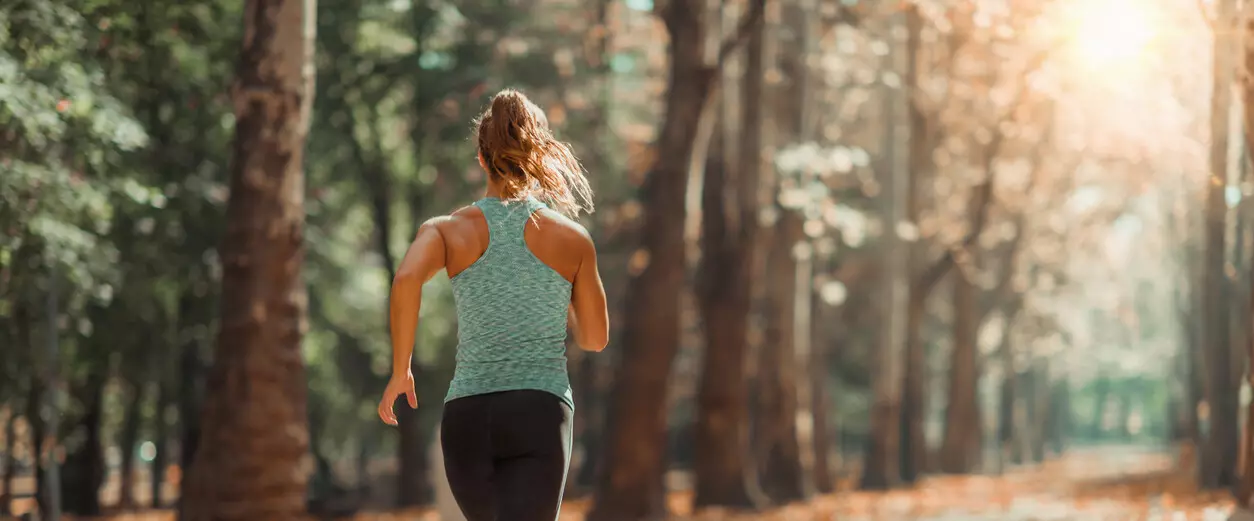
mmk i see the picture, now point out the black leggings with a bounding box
[441,390,573,521]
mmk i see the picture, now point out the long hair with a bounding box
[474,89,594,218]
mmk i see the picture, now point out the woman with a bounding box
[378,89,609,521]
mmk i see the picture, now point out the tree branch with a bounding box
[714,0,767,72]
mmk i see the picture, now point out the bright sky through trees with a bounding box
[1066,0,1159,70]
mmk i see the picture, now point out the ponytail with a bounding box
[475,89,594,218]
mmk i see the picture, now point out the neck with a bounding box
[483,184,504,199]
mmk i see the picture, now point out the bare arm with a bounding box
[378,219,447,425]
[569,229,609,352]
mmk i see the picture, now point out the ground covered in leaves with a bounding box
[10,446,1237,521]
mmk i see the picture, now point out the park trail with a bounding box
[29,445,1237,521]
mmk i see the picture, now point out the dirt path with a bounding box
[4,445,1235,521]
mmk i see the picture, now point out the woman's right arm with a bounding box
[569,229,608,352]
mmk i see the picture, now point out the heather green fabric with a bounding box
[444,197,574,410]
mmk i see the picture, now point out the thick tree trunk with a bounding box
[757,213,813,502]
[899,295,928,481]
[692,0,767,507]
[1200,0,1239,491]
[589,1,763,517]
[860,18,910,488]
[179,1,316,519]
[62,374,106,516]
[1234,1,1254,506]
[939,270,981,473]
[898,2,930,484]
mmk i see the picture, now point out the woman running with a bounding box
[378,88,609,521]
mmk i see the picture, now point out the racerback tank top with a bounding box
[444,196,575,410]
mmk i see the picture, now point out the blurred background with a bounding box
[1,0,1251,519]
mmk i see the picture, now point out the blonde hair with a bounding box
[475,89,594,218]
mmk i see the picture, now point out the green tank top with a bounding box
[444,196,575,410]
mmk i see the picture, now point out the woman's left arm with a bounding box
[378,219,447,426]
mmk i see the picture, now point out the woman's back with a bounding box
[438,196,590,409]
[378,88,607,521]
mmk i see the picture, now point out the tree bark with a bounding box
[61,373,106,516]
[153,374,172,508]
[1201,0,1239,490]
[810,299,835,492]
[939,267,981,473]
[179,1,316,519]
[177,293,208,514]
[693,108,762,510]
[118,376,145,509]
[589,1,764,518]
[898,2,931,484]
[757,213,813,502]
[38,270,62,521]
[1234,0,1254,506]
[693,0,770,509]
[860,10,910,489]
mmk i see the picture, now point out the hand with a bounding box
[378,371,418,426]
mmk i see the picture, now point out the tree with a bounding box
[179,0,317,519]
[692,0,771,510]
[1199,0,1240,490]
[861,6,911,491]
[590,0,764,518]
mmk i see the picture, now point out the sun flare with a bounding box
[1068,0,1157,69]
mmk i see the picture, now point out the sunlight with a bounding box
[1067,0,1158,70]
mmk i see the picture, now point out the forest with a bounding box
[3,0,1254,519]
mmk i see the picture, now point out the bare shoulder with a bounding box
[532,209,594,248]
[427,206,481,234]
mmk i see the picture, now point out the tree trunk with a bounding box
[810,300,835,493]
[62,373,106,516]
[1200,0,1239,491]
[1,403,14,516]
[692,0,768,507]
[27,370,48,519]
[898,2,930,484]
[38,270,62,521]
[1233,0,1254,505]
[589,1,764,517]
[1028,362,1051,463]
[153,375,172,508]
[179,1,316,519]
[860,11,910,488]
[757,213,813,502]
[119,378,145,509]
[900,295,928,481]
[1047,381,1069,456]
[573,352,611,493]
[939,269,981,473]
[177,295,207,513]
